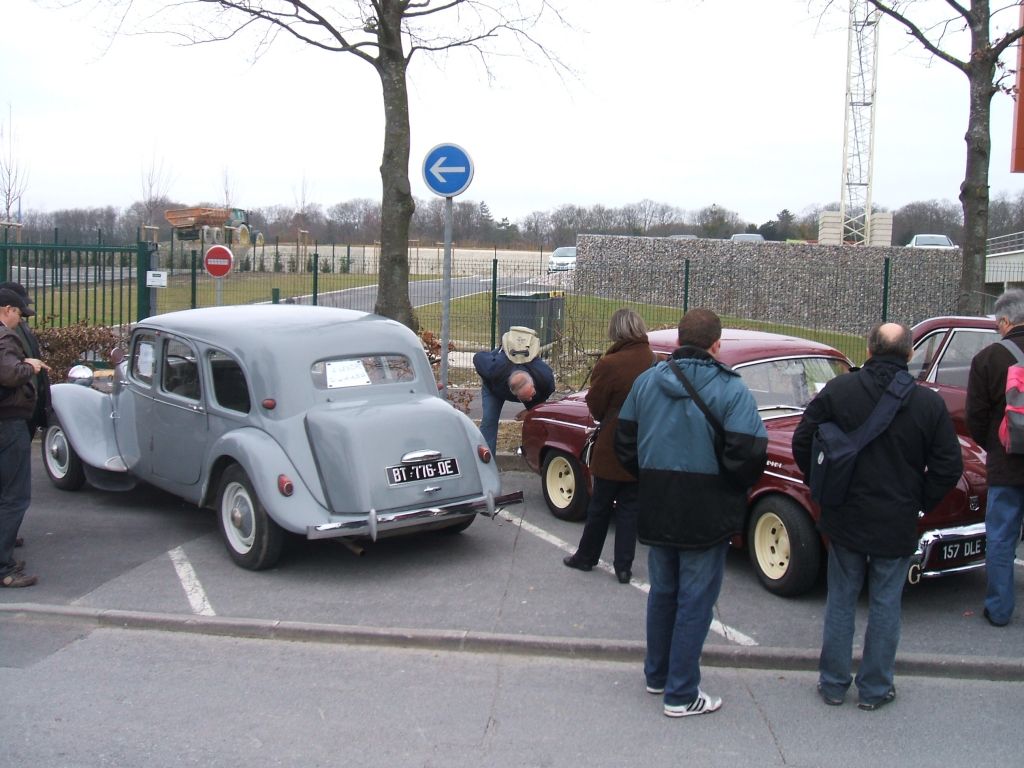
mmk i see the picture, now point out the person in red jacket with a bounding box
[563,308,654,584]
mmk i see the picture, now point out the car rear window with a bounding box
[310,355,416,389]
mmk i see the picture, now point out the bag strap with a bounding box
[999,338,1024,365]
[668,359,726,445]
[846,369,916,449]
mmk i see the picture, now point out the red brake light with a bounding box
[277,474,294,496]
[477,445,492,463]
[262,398,277,410]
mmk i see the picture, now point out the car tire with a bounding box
[41,420,86,491]
[541,449,590,522]
[217,464,284,571]
[747,496,821,597]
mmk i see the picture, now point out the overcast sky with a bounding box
[4,0,1024,227]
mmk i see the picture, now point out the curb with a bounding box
[3,603,1022,681]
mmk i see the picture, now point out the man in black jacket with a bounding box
[793,323,961,711]
[0,282,49,438]
[0,288,49,588]
[966,288,1024,627]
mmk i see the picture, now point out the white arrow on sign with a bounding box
[429,155,467,183]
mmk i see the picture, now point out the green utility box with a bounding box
[498,291,565,346]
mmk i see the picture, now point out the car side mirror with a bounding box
[109,347,125,366]
[67,364,94,387]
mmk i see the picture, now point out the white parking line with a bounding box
[168,547,216,616]
[496,509,758,647]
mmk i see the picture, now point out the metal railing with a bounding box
[987,231,1024,256]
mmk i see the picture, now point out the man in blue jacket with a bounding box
[473,326,555,455]
[615,309,767,718]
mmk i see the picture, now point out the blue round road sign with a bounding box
[422,143,474,197]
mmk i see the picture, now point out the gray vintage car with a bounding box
[42,305,521,570]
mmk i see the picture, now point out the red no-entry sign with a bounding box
[204,245,234,278]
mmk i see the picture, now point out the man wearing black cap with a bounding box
[0,287,50,587]
[0,282,50,438]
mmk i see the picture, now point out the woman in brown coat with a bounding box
[563,308,654,583]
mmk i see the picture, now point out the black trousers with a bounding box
[574,477,639,571]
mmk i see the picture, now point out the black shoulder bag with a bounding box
[668,359,727,462]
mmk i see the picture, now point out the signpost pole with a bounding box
[421,143,474,397]
[440,196,453,391]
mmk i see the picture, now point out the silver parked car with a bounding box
[42,305,522,570]
[547,246,577,271]
[906,234,957,249]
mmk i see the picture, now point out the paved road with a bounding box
[3,454,1023,766]
[290,273,558,314]
[3,457,1021,662]
[2,623,1021,768]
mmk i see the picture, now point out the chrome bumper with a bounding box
[908,522,987,584]
[306,490,525,541]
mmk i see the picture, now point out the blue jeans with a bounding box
[818,542,910,705]
[573,478,638,572]
[0,419,32,577]
[984,485,1024,624]
[479,383,504,455]
[645,541,728,706]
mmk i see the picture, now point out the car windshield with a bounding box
[310,354,416,389]
[915,235,953,246]
[551,247,576,259]
[735,356,850,410]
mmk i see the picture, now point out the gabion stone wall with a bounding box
[575,235,963,335]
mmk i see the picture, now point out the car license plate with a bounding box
[386,457,460,486]
[936,535,986,564]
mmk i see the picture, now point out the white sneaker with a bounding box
[663,690,722,718]
[645,684,664,694]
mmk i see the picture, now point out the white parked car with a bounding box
[547,246,577,271]
[730,233,765,243]
[906,234,957,249]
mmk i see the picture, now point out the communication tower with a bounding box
[839,1,881,244]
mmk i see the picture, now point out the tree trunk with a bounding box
[957,11,996,315]
[373,2,418,330]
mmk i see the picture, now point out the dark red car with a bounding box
[520,328,988,597]
[909,315,999,435]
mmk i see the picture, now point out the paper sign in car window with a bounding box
[325,359,372,388]
[137,343,155,378]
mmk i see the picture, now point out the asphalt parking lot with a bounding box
[3,453,1023,768]
[2,455,1022,669]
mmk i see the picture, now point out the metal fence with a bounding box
[1,236,986,387]
[0,240,146,329]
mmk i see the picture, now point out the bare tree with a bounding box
[140,150,173,227]
[97,1,568,329]
[847,2,1024,314]
[1,104,29,233]
[222,167,235,209]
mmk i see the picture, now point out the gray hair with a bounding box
[994,288,1024,325]
[867,322,912,358]
[508,370,534,396]
[607,308,648,344]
